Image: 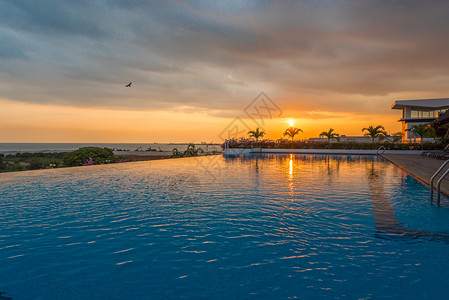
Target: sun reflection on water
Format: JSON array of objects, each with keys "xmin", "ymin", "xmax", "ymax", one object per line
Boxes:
[{"xmin": 288, "ymin": 154, "xmax": 293, "ymax": 180}]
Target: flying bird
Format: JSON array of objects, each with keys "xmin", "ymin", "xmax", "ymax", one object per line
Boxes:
[{"xmin": 125, "ymin": 82, "xmax": 132, "ymax": 87}]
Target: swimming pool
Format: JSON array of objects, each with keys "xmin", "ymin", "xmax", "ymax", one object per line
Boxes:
[{"xmin": 1, "ymin": 154, "xmax": 448, "ymax": 299}]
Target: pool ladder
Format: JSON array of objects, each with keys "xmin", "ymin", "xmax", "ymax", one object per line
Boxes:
[
  {"xmin": 430, "ymin": 159, "xmax": 449, "ymax": 204},
  {"xmin": 377, "ymin": 146, "xmax": 386, "ymax": 155}
]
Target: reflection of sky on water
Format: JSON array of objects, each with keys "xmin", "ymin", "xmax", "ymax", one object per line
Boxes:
[{"xmin": 2, "ymin": 154, "xmax": 449, "ymax": 298}]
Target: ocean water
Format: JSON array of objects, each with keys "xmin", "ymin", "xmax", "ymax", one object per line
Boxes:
[
  {"xmin": 0, "ymin": 154, "xmax": 448, "ymax": 299},
  {"xmin": 0, "ymin": 143, "xmax": 222, "ymax": 154}
]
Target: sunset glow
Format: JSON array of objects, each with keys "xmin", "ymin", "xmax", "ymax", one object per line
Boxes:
[
  {"xmin": 1, "ymin": 1, "xmax": 448, "ymax": 142},
  {"xmin": 2, "ymin": 2, "xmax": 449, "ymax": 298}
]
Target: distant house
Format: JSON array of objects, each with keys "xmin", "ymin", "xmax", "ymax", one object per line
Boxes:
[
  {"xmin": 391, "ymin": 98, "xmax": 449, "ymax": 141},
  {"xmin": 309, "ymin": 135, "xmax": 388, "ymax": 143}
]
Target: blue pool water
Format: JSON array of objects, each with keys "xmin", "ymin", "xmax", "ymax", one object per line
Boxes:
[{"xmin": 1, "ymin": 154, "xmax": 449, "ymax": 299}]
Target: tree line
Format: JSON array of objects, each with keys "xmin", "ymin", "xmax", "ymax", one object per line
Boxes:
[{"xmin": 247, "ymin": 124, "xmax": 436, "ymax": 144}]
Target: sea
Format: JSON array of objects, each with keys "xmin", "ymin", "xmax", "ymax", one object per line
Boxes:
[{"xmin": 0, "ymin": 143, "xmax": 223, "ymax": 155}]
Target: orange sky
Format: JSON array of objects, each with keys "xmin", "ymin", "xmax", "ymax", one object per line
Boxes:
[
  {"xmin": 1, "ymin": 1, "xmax": 448, "ymax": 142},
  {"xmin": 0, "ymin": 97, "xmax": 401, "ymax": 143}
]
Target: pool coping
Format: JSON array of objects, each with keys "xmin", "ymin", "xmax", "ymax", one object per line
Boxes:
[{"xmin": 224, "ymin": 148, "xmax": 424, "ymax": 155}]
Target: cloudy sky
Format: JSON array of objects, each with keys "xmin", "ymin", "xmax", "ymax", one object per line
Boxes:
[{"xmin": 1, "ymin": 0, "xmax": 449, "ymax": 142}]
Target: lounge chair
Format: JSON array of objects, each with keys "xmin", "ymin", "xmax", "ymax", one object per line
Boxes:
[{"xmin": 421, "ymin": 144, "xmax": 449, "ymax": 160}]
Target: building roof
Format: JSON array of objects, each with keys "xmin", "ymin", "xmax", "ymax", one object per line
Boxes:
[
  {"xmin": 391, "ymin": 98, "xmax": 449, "ymax": 110},
  {"xmin": 398, "ymin": 118, "xmax": 437, "ymax": 124},
  {"xmin": 399, "ymin": 117, "xmax": 436, "ymax": 123},
  {"xmin": 432, "ymin": 109, "xmax": 449, "ymax": 127}
]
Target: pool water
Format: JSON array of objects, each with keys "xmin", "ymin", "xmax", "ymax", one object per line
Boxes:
[{"xmin": 1, "ymin": 154, "xmax": 449, "ymax": 299}]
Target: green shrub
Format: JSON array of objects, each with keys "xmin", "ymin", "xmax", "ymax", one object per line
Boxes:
[
  {"xmin": 171, "ymin": 148, "xmax": 184, "ymax": 158},
  {"xmin": 170, "ymin": 144, "xmax": 204, "ymax": 158},
  {"xmin": 5, "ymin": 163, "xmax": 25, "ymax": 172},
  {"xmin": 0, "ymin": 155, "xmax": 5, "ymax": 170},
  {"xmin": 63, "ymin": 147, "xmax": 116, "ymax": 167},
  {"xmin": 29, "ymin": 159, "xmax": 44, "ymax": 170}
]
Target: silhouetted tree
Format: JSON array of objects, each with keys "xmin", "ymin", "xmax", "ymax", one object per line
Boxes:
[
  {"xmin": 248, "ymin": 128, "xmax": 266, "ymax": 141},
  {"xmin": 283, "ymin": 127, "xmax": 303, "ymax": 143},
  {"xmin": 319, "ymin": 128, "xmax": 340, "ymax": 142},
  {"xmin": 362, "ymin": 125, "xmax": 387, "ymax": 143}
]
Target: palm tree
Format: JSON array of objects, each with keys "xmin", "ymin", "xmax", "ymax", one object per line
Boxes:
[
  {"xmin": 183, "ymin": 144, "xmax": 204, "ymax": 157},
  {"xmin": 319, "ymin": 128, "xmax": 340, "ymax": 142},
  {"xmin": 283, "ymin": 127, "xmax": 303, "ymax": 143},
  {"xmin": 391, "ymin": 132, "xmax": 403, "ymax": 143},
  {"xmin": 171, "ymin": 148, "xmax": 183, "ymax": 158},
  {"xmin": 248, "ymin": 128, "xmax": 266, "ymax": 141},
  {"xmin": 409, "ymin": 125, "xmax": 435, "ymax": 144},
  {"xmin": 362, "ymin": 125, "xmax": 387, "ymax": 143}
]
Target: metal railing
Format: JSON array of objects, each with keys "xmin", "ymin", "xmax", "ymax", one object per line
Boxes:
[
  {"xmin": 430, "ymin": 159, "xmax": 449, "ymax": 204},
  {"xmin": 377, "ymin": 146, "xmax": 386, "ymax": 155}
]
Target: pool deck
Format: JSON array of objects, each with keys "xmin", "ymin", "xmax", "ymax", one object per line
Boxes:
[{"xmin": 382, "ymin": 154, "xmax": 449, "ymax": 196}]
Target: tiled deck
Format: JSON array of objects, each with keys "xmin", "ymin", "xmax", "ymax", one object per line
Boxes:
[{"xmin": 382, "ymin": 154, "xmax": 449, "ymax": 196}]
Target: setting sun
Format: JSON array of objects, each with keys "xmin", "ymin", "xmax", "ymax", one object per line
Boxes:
[{"xmin": 1, "ymin": 1, "xmax": 449, "ymax": 299}]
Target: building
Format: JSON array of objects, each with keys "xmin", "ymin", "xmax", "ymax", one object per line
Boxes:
[
  {"xmin": 309, "ymin": 135, "xmax": 394, "ymax": 143},
  {"xmin": 391, "ymin": 98, "xmax": 449, "ymax": 141}
]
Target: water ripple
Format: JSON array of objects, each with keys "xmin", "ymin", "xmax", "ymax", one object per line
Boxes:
[{"xmin": 0, "ymin": 155, "xmax": 448, "ymax": 299}]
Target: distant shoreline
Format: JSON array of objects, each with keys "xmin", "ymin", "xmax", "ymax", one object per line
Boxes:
[{"xmin": 0, "ymin": 143, "xmax": 222, "ymax": 155}]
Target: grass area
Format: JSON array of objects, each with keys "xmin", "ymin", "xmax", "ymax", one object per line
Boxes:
[
  {"xmin": 0, "ymin": 151, "xmax": 171, "ymax": 173},
  {"xmin": 0, "ymin": 152, "xmax": 67, "ymax": 172}
]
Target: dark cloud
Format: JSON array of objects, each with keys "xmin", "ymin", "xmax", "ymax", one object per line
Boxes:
[
  {"xmin": 0, "ymin": 0, "xmax": 111, "ymax": 38},
  {"xmin": 1, "ymin": 0, "xmax": 449, "ymax": 117},
  {"xmin": 0, "ymin": 33, "xmax": 28, "ymax": 59}
]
